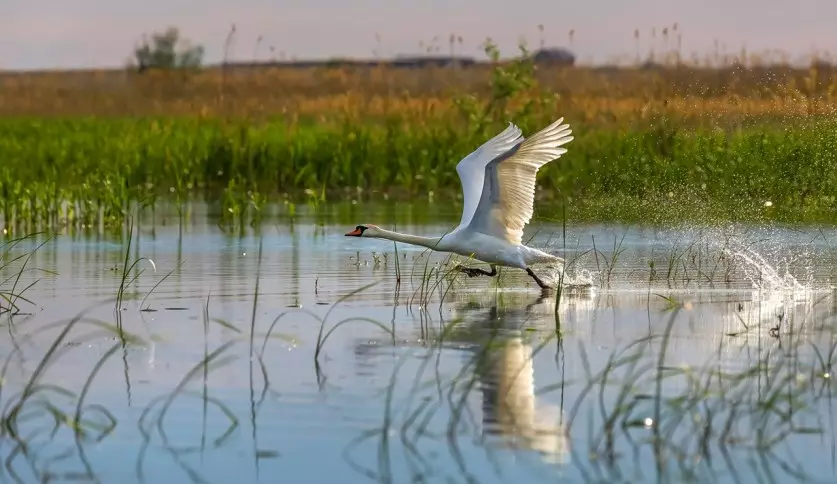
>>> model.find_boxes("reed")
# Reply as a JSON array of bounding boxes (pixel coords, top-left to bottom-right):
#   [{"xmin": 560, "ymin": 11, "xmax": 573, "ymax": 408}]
[
  {"xmin": 3, "ymin": 52, "xmax": 837, "ymax": 120},
  {"xmin": 2, "ymin": 114, "xmax": 837, "ymax": 232},
  {"xmin": 3, "ymin": 41, "xmax": 837, "ymax": 231}
]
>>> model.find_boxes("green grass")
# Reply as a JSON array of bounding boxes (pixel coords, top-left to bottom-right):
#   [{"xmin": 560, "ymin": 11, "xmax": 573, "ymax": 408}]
[{"xmin": 3, "ymin": 115, "xmax": 837, "ymax": 231}]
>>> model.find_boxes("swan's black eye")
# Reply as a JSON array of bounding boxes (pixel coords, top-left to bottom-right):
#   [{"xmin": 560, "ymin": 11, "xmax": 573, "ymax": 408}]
[{"xmin": 357, "ymin": 225, "xmax": 367, "ymax": 232}]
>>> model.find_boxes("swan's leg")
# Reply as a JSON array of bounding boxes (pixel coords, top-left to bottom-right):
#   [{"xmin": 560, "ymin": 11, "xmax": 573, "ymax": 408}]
[
  {"xmin": 525, "ymin": 290, "xmax": 553, "ymax": 312},
  {"xmin": 525, "ymin": 267, "xmax": 551, "ymax": 289},
  {"xmin": 457, "ymin": 264, "xmax": 497, "ymax": 278}
]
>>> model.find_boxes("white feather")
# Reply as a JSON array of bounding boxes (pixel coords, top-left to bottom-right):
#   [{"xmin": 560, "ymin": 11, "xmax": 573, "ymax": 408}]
[
  {"xmin": 465, "ymin": 118, "xmax": 573, "ymax": 245},
  {"xmin": 453, "ymin": 123, "xmax": 524, "ymax": 229}
]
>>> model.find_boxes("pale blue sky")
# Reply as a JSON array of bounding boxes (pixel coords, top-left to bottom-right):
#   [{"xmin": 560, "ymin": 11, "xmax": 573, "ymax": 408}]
[{"xmin": 3, "ymin": 0, "xmax": 835, "ymax": 70}]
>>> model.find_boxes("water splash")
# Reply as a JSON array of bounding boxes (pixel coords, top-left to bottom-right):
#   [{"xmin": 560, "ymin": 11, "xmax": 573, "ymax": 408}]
[
  {"xmin": 721, "ymin": 240, "xmax": 805, "ymax": 292},
  {"xmin": 714, "ymin": 233, "xmax": 821, "ymax": 338},
  {"xmin": 545, "ymin": 264, "xmax": 597, "ymax": 291}
]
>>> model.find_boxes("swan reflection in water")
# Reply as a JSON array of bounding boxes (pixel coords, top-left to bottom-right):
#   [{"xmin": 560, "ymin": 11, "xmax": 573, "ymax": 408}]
[
  {"xmin": 469, "ymin": 291, "xmax": 588, "ymax": 466},
  {"xmin": 355, "ymin": 287, "xmax": 595, "ymax": 467},
  {"xmin": 477, "ymin": 322, "xmax": 567, "ymax": 464}
]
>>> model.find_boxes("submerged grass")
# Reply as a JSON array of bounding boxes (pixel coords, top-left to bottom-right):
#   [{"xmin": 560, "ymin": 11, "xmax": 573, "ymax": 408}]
[{"xmin": 2, "ymin": 221, "xmax": 837, "ymax": 481}]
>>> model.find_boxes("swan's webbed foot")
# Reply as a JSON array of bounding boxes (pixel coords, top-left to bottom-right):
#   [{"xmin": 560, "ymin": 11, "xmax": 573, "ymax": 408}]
[
  {"xmin": 457, "ymin": 265, "xmax": 497, "ymax": 278},
  {"xmin": 526, "ymin": 267, "xmax": 552, "ymax": 290}
]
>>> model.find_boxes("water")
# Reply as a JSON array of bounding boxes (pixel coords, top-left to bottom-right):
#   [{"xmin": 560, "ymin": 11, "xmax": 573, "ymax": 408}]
[{"xmin": 3, "ymin": 202, "xmax": 837, "ymax": 483}]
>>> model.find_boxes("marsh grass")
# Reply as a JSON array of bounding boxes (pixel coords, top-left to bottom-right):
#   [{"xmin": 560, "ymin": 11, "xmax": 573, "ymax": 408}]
[
  {"xmin": 4, "ymin": 116, "xmax": 837, "ymax": 233},
  {"xmin": 114, "ymin": 217, "xmax": 157, "ymax": 314},
  {"xmin": 591, "ymin": 230, "xmax": 630, "ymax": 288},
  {"xmin": 5, "ymin": 40, "xmax": 837, "ymax": 232},
  {"xmin": 5, "ymin": 43, "xmax": 837, "ymax": 119},
  {"xmin": 0, "ymin": 232, "xmax": 55, "ymax": 318}
]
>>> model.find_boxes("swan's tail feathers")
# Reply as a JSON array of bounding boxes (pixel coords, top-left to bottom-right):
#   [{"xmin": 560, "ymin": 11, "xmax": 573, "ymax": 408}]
[
  {"xmin": 526, "ymin": 247, "xmax": 564, "ymax": 265},
  {"xmin": 542, "ymin": 252, "xmax": 564, "ymax": 265}
]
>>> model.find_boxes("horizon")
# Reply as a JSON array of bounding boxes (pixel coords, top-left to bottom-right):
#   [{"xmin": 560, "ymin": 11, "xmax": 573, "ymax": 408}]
[{"xmin": 3, "ymin": 0, "xmax": 835, "ymax": 71}]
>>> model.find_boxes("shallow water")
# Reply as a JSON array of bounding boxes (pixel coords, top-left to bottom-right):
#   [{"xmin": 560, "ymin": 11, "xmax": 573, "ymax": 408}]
[{"xmin": 3, "ymin": 203, "xmax": 837, "ymax": 483}]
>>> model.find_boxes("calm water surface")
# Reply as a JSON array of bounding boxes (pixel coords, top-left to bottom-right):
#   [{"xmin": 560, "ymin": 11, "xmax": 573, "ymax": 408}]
[{"xmin": 2, "ymin": 203, "xmax": 837, "ymax": 483}]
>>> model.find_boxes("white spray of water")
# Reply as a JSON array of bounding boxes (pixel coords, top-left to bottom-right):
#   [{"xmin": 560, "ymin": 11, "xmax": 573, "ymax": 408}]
[
  {"xmin": 712, "ymin": 230, "xmax": 821, "ymax": 338},
  {"xmin": 544, "ymin": 263, "xmax": 597, "ymax": 293},
  {"xmin": 721, "ymin": 242, "xmax": 805, "ymax": 292}
]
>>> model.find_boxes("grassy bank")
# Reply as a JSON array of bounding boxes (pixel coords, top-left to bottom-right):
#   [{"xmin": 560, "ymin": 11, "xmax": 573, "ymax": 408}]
[
  {"xmin": 4, "ymin": 42, "xmax": 837, "ymax": 231},
  {"xmin": 2, "ymin": 115, "xmax": 837, "ymax": 231}
]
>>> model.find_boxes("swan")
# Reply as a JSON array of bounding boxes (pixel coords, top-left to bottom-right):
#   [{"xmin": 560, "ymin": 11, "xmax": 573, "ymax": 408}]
[{"xmin": 345, "ymin": 118, "xmax": 574, "ymax": 289}]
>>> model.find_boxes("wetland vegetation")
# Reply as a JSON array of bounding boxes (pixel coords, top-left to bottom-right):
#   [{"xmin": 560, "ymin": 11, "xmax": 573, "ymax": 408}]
[
  {"xmin": 4, "ymin": 39, "xmax": 837, "ymax": 233},
  {"xmin": 3, "ymin": 32, "xmax": 837, "ymax": 483},
  {"xmin": 1, "ymin": 211, "xmax": 837, "ymax": 483}
]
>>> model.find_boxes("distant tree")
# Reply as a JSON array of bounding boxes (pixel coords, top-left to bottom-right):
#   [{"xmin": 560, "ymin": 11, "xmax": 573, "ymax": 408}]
[{"xmin": 132, "ymin": 27, "xmax": 204, "ymax": 72}]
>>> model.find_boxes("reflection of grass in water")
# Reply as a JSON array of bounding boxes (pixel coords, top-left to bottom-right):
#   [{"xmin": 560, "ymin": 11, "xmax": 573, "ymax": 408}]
[
  {"xmin": 276, "ymin": 226, "xmax": 837, "ymax": 481},
  {"xmin": 0, "ymin": 299, "xmax": 245, "ymax": 481},
  {"xmin": 0, "ymin": 229, "xmax": 387, "ymax": 480},
  {"xmin": 0, "ymin": 227, "xmax": 240, "ymax": 482},
  {"xmin": 337, "ymin": 285, "xmax": 837, "ymax": 482},
  {"xmin": 136, "ymin": 340, "xmax": 239, "ymax": 482},
  {"xmin": 1, "ymin": 232, "xmax": 56, "ymax": 318},
  {"xmin": 560, "ymin": 304, "xmax": 833, "ymax": 482},
  {"xmin": 0, "ymin": 302, "xmax": 147, "ymax": 481},
  {"xmin": 574, "ymin": 301, "xmax": 832, "ymax": 482},
  {"xmin": 342, "ymin": 298, "xmax": 570, "ymax": 481},
  {"xmin": 3, "ymin": 225, "xmax": 837, "ymax": 482},
  {"xmin": 139, "ymin": 226, "xmax": 837, "ymax": 482}
]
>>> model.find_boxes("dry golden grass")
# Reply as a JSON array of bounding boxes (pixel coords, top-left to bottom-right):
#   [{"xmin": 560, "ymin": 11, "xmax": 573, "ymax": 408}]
[{"xmin": 2, "ymin": 62, "xmax": 837, "ymax": 124}]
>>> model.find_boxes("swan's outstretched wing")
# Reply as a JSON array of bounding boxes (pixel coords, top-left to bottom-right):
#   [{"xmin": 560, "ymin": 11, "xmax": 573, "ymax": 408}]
[
  {"xmin": 454, "ymin": 123, "xmax": 524, "ymax": 230},
  {"xmin": 467, "ymin": 118, "xmax": 573, "ymax": 245}
]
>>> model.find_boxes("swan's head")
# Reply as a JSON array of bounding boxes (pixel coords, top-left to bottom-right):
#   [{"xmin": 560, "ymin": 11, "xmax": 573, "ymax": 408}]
[{"xmin": 345, "ymin": 224, "xmax": 380, "ymax": 237}]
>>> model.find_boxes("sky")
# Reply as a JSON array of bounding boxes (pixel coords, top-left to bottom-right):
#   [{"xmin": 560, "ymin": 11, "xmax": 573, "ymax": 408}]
[{"xmin": 2, "ymin": 0, "xmax": 835, "ymax": 70}]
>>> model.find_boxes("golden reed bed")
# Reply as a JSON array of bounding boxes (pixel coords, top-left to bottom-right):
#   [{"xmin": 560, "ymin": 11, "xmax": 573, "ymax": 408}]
[{"xmin": 2, "ymin": 63, "xmax": 837, "ymax": 122}]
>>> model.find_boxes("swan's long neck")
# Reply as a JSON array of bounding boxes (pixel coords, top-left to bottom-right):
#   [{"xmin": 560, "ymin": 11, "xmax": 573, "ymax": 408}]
[{"xmin": 371, "ymin": 228, "xmax": 443, "ymax": 250}]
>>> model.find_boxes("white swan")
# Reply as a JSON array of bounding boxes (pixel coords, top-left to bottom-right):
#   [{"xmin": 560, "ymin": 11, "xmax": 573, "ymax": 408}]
[{"xmin": 345, "ymin": 118, "xmax": 574, "ymax": 289}]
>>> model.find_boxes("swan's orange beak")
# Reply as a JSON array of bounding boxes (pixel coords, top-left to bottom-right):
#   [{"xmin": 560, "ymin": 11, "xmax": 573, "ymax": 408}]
[{"xmin": 345, "ymin": 228, "xmax": 363, "ymax": 236}]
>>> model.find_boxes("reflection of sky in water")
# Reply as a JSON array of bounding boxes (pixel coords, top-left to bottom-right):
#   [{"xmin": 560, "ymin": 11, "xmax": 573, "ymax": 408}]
[{"xmin": 2, "ymin": 212, "xmax": 837, "ymax": 482}]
